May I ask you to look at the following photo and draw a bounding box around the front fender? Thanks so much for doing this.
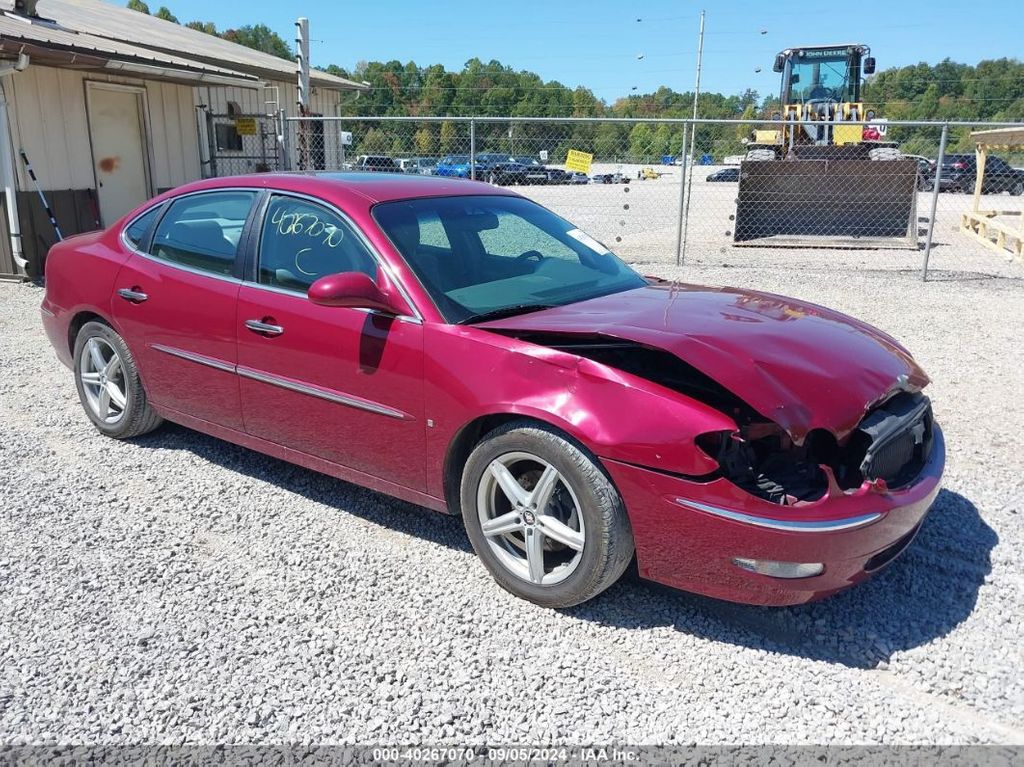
[424,325,736,499]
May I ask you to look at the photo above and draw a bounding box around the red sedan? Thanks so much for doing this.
[40,174,944,608]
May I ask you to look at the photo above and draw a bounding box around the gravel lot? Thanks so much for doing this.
[1,212,1023,745]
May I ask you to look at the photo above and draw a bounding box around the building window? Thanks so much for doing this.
[215,123,243,151]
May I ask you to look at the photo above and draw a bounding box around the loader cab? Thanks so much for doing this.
[775,44,873,106]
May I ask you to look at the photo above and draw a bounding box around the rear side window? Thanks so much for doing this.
[150,191,256,276]
[124,206,160,249]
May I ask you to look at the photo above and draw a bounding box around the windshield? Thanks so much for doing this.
[442,156,470,164]
[788,51,853,103]
[373,195,646,323]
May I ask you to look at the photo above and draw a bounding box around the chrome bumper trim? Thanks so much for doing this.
[673,498,883,532]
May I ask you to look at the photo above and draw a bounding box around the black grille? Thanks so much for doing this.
[858,393,933,489]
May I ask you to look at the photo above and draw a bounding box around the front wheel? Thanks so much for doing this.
[73,321,163,439]
[460,421,634,608]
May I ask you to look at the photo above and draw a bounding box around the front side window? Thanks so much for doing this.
[373,195,645,323]
[124,205,161,249]
[257,195,377,292]
[150,191,256,275]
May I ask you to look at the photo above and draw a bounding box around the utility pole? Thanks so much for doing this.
[295,17,310,169]
[679,9,705,264]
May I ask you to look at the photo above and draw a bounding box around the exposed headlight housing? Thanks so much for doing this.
[732,558,824,579]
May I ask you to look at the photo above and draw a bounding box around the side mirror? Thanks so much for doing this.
[772,54,785,73]
[308,271,405,315]
[863,57,876,75]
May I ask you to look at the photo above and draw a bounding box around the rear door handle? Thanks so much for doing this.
[117,288,148,303]
[244,319,284,337]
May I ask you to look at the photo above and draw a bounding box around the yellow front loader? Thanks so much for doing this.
[735,44,919,248]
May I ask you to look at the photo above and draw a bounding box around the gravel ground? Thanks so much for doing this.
[1,233,1023,745]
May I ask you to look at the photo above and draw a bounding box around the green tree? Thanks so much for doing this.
[223,24,292,60]
[154,6,178,22]
[439,121,457,154]
[126,0,150,12]
[358,128,390,155]
[186,20,217,34]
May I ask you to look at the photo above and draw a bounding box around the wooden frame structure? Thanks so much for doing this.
[960,127,1024,261]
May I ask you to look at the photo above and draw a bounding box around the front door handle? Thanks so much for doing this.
[117,287,148,303]
[244,318,284,337]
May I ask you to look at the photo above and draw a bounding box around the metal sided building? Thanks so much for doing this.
[0,0,366,279]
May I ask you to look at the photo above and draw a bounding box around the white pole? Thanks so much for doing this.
[295,17,310,115]
[295,17,310,170]
[0,100,25,274]
[679,9,705,265]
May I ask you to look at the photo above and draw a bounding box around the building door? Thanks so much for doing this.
[86,83,152,226]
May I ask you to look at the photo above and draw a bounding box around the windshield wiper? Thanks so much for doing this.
[458,304,557,325]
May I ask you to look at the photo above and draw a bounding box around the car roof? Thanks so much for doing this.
[159,172,516,207]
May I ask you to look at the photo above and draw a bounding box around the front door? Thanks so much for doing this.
[112,190,259,430]
[87,83,152,226]
[236,193,426,491]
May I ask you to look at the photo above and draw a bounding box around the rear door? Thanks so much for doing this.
[235,193,426,490]
[112,189,259,430]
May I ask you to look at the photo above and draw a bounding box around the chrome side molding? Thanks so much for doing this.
[236,365,410,420]
[150,343,235,373]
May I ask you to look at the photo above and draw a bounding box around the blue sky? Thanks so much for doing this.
[154,0,1020,102]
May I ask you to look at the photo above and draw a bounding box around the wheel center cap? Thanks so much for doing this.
[522,509,536,526]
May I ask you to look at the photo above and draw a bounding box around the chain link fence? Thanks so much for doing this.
[269,115,1024,278]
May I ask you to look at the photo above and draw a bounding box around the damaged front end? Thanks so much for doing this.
[697,391,935,506]
[489,330,935,508]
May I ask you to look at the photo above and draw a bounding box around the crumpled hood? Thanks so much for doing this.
[479,283,929,442]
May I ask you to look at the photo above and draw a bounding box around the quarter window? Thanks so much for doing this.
[258,195,377,292]
[150,191,256,275]
[124,206,161,249]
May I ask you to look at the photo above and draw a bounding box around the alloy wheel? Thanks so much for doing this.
[476,451,586,586]
[78,337,128,425]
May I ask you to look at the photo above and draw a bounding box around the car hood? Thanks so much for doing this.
[478,283,929,442]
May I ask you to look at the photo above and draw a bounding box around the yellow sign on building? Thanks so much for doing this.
[234,117,257,136]
[565,149,593,174]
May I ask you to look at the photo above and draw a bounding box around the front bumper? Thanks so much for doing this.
[603,424,945,606]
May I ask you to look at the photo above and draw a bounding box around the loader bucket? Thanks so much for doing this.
[733,158,919,248]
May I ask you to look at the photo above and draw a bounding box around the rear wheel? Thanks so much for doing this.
[73,321,162,439]
[1012,180,1024,196]
[460,421,634,608]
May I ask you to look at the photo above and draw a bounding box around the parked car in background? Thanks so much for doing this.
[903,155,936,192]
[590,171,627,184]
[706,167,740,182]
[354,155,402,173]
[435,155,474,178]
[42,173,944,610]
[566,171,589,185]
[396,157,437,175]
[926,153,1024,194]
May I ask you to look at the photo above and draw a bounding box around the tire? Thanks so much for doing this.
[72,320,163,439]
[1012,181,1024,197]
[460,420,634,608]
